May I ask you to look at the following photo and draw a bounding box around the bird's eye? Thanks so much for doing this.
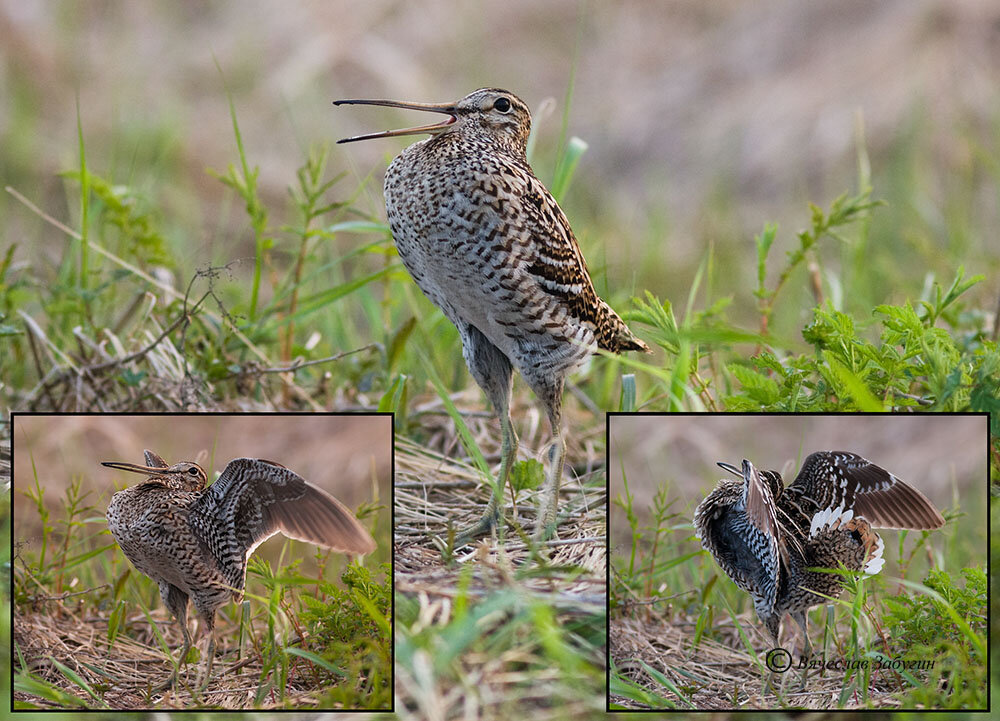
[188,467,199,476]
[493,97,511,113]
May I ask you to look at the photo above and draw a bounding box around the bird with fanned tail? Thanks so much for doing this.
[693,450,944,653]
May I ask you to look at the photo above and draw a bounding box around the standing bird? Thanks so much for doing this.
[104,450,375,688]
[335,88,649,542]
[693,451,944,654]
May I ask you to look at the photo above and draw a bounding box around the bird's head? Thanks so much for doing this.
[335,88,531,154]
[718,459,784,500]
[102,454,208,492]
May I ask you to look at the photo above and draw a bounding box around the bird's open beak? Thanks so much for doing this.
[101,461,165,475]
[716,461,742,478]
[333,98,458,143]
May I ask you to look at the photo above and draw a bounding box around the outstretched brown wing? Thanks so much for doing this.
[188,458,376,592]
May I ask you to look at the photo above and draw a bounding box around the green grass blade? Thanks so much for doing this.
[284,646,347,678]
[551,136,588,203]
[418,349,490,477]
[620,373,637,412]
[46,656,107,706]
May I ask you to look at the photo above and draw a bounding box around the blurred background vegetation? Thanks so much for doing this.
[2,0,997,360]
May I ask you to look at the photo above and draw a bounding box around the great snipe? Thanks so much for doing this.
[335,88,648,543]
[104,450,375,688]
[693,450,944,653]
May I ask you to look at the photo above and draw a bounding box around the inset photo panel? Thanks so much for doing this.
[11,413,391,711]
[607,412,987,712]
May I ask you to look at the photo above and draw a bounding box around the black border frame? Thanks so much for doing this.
[8,410,395,714]
[604,410,991,714]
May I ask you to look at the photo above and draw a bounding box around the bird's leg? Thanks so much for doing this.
[455,391,517,545]
[153,583,191,691]
[791,610,812,658]
[532,389,565,542]
[763,613,781,650]
[494,405,520,527]
[153,621,191,692]
[455,325,516,545]
[533,425,565,542]
[200,634,216,689]
[758,614,785,696]
[790,609,814,691]
[194,613,217,691]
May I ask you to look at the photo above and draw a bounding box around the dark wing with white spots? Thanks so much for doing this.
[188,458,376,590]
[787,451,944,530]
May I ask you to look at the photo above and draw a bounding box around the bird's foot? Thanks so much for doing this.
[152,639,191,693]
[531,495,573,544]
[531,518,559,544]
[451,515,499,549]
[449,500,504,549]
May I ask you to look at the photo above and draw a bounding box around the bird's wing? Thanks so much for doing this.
[742,461,780,547]
[741,460,782,605]
[788,451,944,530]
[505,163,647,353]
[188,458,376,590]
[517,176,595,305]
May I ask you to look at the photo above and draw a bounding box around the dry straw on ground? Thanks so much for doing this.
[610,581,940,710]
[393,424,608,721]
[395,431,606,580]
[14,541,381,711]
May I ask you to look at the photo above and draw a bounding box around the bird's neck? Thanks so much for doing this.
[421,130,528,165]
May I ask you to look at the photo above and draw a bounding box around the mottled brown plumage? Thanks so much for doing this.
[104,450,375,688]
[693,451,944,653]
[336,88,647,542]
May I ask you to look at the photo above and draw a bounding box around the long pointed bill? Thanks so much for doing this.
[101,461,168,475]
[333,98,458,143]
[716,461,742,478]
